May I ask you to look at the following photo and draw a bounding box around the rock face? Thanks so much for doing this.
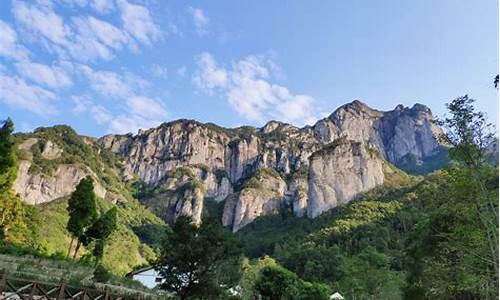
[312,101,443,166]
[94,101,444,230]
[13,161,107,205]
[14,101,444,231]
[222,170,287,232]
[307,140,385,218]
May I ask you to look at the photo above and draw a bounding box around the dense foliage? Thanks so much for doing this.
[156,216,244,300]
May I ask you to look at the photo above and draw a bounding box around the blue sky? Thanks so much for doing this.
[0,0,498,136]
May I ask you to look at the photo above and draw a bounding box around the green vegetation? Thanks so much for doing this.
[156,216,243,300]
[0,119,39,245]
[15,125,130,200]
[1,123,164,277]
[67,176,98,259]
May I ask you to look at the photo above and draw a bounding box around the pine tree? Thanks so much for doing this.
[66,176,97,259]
[0,119,25,239]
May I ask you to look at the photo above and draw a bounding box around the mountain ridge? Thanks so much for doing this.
[12,100,447,234]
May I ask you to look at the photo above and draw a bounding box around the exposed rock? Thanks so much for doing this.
[307,140,385,218]
[141,171,206,225]
[13,100,445,231]
[13,160,107,205]
[223,170,287,232]
[312,101,443,166]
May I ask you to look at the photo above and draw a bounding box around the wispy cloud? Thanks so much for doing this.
[192,53,228,93]
[15,60,73,89]
[81,65,132,98]
[73,16,130,51]
[192,52,319,126]
[187,6,209,35]
[151,64,168,79]
[12,0,161,62]
[91,0,114,13]
[0,73,57,115]
[116,0,161,45]
[13,0,72,46]
[0,19,30,60]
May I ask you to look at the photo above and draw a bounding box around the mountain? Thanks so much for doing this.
[12,100,446,237]
[11,126,164,275]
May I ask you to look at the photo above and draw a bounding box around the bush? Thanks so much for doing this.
[93,264,112,283]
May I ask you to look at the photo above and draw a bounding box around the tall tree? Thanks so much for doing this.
[83,206,118,263]
[0,118,16,192]
[0,119,27,240]
[439,95,498,280]
[66,176,97,259]
[156,216,243,300]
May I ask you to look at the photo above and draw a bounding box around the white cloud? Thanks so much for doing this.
[90,104,112,124]
[192,53,319,126]
[107,115,157,134]
[15,60,72,89]
[13,0,72,46]
[116,0,160,45]
[71,95,112,124]
[91,0,114,13]
[71,95,92,113]
[192,52,228,92]
[58,0,89,7]
[81,66,132,98]
[151,64,168,79]
[126,96,167,119]
[73,16,129,50]
[272,93,317,125]
[187,6,209,35]
[13,0,159,62]
[0,73,57,115]
[0,19,30,60]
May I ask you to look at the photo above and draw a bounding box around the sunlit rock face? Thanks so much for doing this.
[307,140,385,218]
[14,101,443,231]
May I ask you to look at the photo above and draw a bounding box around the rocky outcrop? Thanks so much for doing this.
[13,100,444,231]
[312,101,443,166]
[223,169,287,232]
[307,140,385,218]
[13,160,107,205]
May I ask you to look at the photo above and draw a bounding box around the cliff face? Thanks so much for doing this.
[95,100,443,230]
[14,101,444,231]
[307,140,386,218]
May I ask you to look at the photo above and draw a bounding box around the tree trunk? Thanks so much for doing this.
[67,237,74,259]
[73,239,81,260]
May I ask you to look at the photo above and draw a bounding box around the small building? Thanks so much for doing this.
[330,292,345,300]
[126,267,161,289]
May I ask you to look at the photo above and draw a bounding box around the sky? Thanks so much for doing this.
[0,0,498,137]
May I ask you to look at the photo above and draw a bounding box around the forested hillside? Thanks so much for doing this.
[0,96,497,299]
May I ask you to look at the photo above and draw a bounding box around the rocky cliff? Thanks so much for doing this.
[13,101,445,231]
[95,100,444,230]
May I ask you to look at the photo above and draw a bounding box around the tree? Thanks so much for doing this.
[254,264,331,300]
[439,95,498,284]
[66,176,97,259]
[254,265,301,300]
[0,118,17,192]
[336,247,405,300]
[0,119,30,241]
[84,206,118,263]
[156,216,243,300]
